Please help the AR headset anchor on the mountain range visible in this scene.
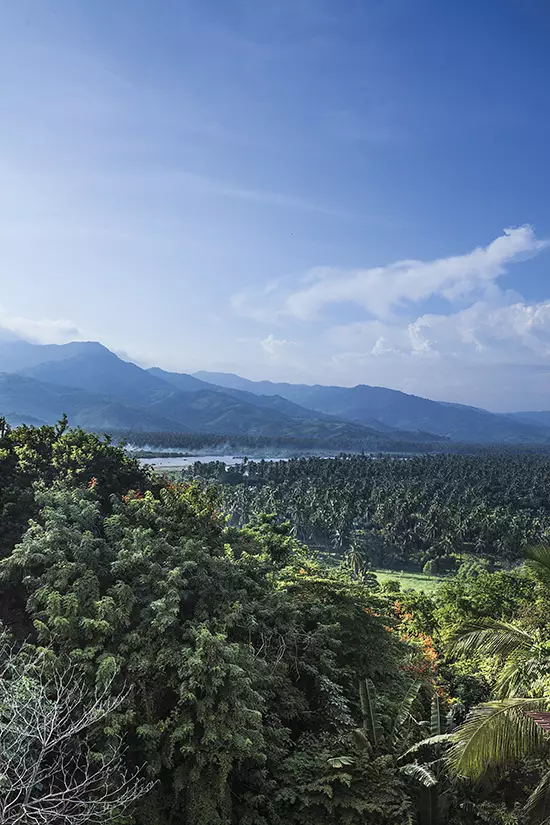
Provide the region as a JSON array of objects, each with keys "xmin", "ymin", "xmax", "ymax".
[{"xmin": 0, "ymin": 339, "xmax": 549, "ymax": 449}]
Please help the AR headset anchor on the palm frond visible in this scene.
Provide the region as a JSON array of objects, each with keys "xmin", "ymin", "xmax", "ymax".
[
  {"xmin": 447, "ymin": 698, "xmax": 547, "ymax": 780},
  {"xmin": 525, "ymin": 545, "xmax": 550, "ymax": 586},
  {"xmin": 359, "ymin": 678, "xmax": 381, "ymax": 748},
  {"xmin": 400, "ymin": 733, "xmax": 453, "ymax": 760},
  {"xmin": 400, "ymin": 762, "xmax": 438, "ymax": 788},
  {"xmin": 495, "ymin": 655, "xmax": 532, "ymax": 698},
  {"xmin": 524, "ymin": 766, "xmax": 550, "ymax": 825},
  {"xmin": 449, "ymin": 618, "xmax": 535, "ymax": 659},
  {"xmin": 392, "ymin": 681, "xmax": 422, "ymax": 750}
]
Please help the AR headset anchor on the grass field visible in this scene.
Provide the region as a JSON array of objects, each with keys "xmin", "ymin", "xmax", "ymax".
[{"xmin": 372, "ymin": 568, "xmax": 445, "ymax": 594}]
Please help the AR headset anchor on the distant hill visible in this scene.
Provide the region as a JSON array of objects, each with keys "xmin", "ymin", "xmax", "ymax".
[
  {"xmin": 0, "ymin": 342, "xmax": 426, "ymax": 447},
  {"xmin": 506, "ymin": 411, "xmax": 550, "ymax": 428},
  {"xmin": 1, "ymin": 339, "xmax": 549, "ymax": 447},
  {"xmin": 147, "ymin": 367, "xmax": 212, "ymax": 394},
  {"xmin": 145, "ymin": 386, "xmax": 405, "ymax": 442},
  {"xmin": 23, "ymin": 347, "xmax": 170, "ymax": 406},
  {"xmin": 194, "ymin": 371, "xmax": 550, "ymax": 445},
  {"xmin": 151, "ymin": 366, "xmax": 389, "ymax": 428},
  {"xmin": 0, "ymin": 373, "xmax": 187, "ymax": 432},
  {"xmin": 0, "ymin": 340, "xmax": 108, "ymax": 372}
]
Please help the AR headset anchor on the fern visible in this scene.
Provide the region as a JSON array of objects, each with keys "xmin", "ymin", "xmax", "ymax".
[{"xmin": 400, "ymin": 734, "xmax": 452, "ymax": 760}]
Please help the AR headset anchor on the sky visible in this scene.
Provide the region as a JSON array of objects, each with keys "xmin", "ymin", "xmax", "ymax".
[{"xmin": 1, "ymin": 0, "xmax": 550, "ymax": 411}]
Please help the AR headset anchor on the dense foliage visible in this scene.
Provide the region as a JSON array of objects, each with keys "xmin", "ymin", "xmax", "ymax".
[
  {"xmin": 185, "ymin": 453, "xmax": 550, "ymax": 569},
  {"xmin": 0, "ymin": 421, "xmax": 439, "ymax": 824},
  {"xmin": 4, "ymin": 422, "xmax": 550, "ymax": 823}
]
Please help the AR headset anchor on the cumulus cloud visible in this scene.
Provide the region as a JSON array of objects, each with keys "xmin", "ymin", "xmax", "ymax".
[
  {"xmin": 261, "ymin": 333, "xmax": 297, "ymax": 358},
  {"xmin": 228, "ymin": 225, "xmax": 550, "ymax": 408},
  {"xmin": 286, "ymin": 225, "xmax": 546, "ymax": 320},
  {"xmin": 330, "ymin": 299, "xmax": 550, "ymax": 366},
  {"xmin": 319, "ymin": 298, "xmax": 550, "ymax": 410}
]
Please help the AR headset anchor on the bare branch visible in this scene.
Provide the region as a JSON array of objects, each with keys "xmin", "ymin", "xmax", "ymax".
[{"xmin": 0, "ymin": 647, "xmax": 153, "ymax": 825}]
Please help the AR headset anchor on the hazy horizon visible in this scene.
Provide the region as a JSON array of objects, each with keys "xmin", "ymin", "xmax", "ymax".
[{"xmin": 2, "ymin": 334, "xmax": 549, "ymax": 415}]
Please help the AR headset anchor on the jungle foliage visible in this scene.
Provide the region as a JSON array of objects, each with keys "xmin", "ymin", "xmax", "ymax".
[{"xmin": 2, "ymin": 423, "xmax": 550, "ymax": 823}]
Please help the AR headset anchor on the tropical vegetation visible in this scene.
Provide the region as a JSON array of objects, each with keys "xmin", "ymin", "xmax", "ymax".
[
  {"xmin": 184, "ymin": 453, "xmax": 550, "ymax": 570},
  {"xmin": 3, "ymin": 422, "xmax": 550, "ymax": 822}
]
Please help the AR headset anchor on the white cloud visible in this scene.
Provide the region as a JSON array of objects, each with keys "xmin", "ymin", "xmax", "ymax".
[
  {"xmin": 286, "ymin": 225, "xmax": 546, "ymax": 320},
  {"xmin": 0, "ymin": 309, "xmax": 84, "ymax": 344},
  {"xmin": 320, "ymin": 298, "xmax": 550, "ymax": 410},
  {"xmin": 331, "ymin": 299, "xmax": 550, "ymax": 365},
  {"xmin": 227, "ymin": 226, "xmax": 550, "ymax": 408},
  {"xmin": 411, "ymin": 301, "xmax": 550, "ymax": 363},
  {"xmin": 261, "ymin": 333, "xmax": 297, "ymax": 358}
]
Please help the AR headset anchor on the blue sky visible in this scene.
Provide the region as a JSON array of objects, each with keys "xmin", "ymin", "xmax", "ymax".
[{"xmin": 1, "ymin": 0, "xmax": 550, "ymax": 410}]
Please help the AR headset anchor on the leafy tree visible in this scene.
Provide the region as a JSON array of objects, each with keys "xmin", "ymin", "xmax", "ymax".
[
  {"xmin": 0, "ymin": 418, "xmax": 150, "ymax": 560},
  {"xmin": 0, "ymin": 477, "xmax": 416, "ymax": 825},
  {"xmin": 6, "ymin": 422, "xmax": 550, "ymax": 822}
]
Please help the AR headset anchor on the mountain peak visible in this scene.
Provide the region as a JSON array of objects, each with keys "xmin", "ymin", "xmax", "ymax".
[{"xmin": 0, "ymin": 344, "xmax": 549, "ymax": 446}]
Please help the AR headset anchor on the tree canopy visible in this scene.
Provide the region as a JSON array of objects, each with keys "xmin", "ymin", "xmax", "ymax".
[{"xmin": 3, "ymin": 423, "xmax": 550, "ymax": 823}]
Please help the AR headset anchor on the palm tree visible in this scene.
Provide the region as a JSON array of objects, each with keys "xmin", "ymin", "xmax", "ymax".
[
  {"xmin": 445, "ymin": 546, "xmax": 550, "ymax": 820},
  {"xmin": 346, "ymin": 546, "xmax": 365, "ymax": 578}
]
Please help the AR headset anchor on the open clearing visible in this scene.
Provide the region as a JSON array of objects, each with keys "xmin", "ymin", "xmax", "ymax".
[{"xmin": 373, "ymin": 568, "xmax": 445, "ymax": 594}]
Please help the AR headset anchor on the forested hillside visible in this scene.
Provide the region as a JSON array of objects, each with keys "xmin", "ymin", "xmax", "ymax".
[{"xmin": 2, "ymin": 421, "xmax": 550, "ymax": 824}]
